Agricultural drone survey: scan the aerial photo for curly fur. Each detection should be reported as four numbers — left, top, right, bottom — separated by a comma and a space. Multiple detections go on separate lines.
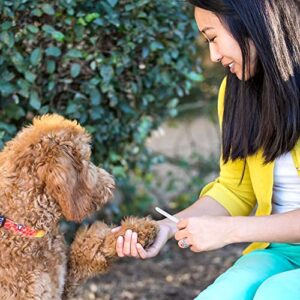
0, 114, 158, 299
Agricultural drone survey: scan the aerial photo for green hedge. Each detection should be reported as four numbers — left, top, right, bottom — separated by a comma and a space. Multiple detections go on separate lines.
0, 0, 202, 180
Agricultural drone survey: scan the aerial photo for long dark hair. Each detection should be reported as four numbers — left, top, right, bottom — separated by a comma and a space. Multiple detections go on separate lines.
188, 0, 300, 164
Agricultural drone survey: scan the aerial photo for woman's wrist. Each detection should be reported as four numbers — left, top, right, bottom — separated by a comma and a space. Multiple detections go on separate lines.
157, 218, 177, 239
224, 216, 240, 244
225, 216, 256, 244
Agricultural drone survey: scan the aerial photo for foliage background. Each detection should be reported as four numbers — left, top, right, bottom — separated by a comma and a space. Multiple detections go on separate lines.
0, 0, 223, 223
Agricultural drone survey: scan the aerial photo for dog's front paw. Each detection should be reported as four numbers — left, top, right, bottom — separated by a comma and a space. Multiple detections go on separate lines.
120, 216, 159, 248
103, 216, 159, 258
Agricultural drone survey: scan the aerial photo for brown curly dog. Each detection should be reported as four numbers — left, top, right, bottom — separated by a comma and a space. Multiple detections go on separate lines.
0, 114, 158, 299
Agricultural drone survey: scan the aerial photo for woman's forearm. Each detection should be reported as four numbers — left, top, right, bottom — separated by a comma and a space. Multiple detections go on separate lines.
230, 209, 300, 243
175, 196, 231, 218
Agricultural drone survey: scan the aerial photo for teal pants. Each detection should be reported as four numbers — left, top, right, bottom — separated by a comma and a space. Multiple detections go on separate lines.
195, 243, 300, 300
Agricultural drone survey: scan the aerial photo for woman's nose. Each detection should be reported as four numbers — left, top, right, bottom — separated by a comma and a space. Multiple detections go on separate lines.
209, 44, 222, 63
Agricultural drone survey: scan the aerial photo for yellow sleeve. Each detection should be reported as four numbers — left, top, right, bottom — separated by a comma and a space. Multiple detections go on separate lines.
200, 78, 256, 216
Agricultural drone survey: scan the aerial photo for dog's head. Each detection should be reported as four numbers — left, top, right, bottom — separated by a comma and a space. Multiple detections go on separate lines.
2, 114, 115, 222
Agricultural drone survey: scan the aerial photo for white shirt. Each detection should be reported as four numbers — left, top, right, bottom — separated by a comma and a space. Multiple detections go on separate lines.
272, 152, 300, 214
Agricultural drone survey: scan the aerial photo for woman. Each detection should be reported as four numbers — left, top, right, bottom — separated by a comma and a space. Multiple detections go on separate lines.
114, 0, 300, 299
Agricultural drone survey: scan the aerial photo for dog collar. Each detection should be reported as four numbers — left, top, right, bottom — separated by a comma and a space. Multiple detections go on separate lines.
0, 215, 45, 238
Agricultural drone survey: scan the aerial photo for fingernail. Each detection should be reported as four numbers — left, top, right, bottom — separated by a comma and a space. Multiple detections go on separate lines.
125, 229, 132, 236
117, 236, 123, 243
132, 232, 137, 239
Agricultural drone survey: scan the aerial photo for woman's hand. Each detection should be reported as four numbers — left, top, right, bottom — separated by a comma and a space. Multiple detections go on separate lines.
175, 216, 234, 252
114, 220, 176, 259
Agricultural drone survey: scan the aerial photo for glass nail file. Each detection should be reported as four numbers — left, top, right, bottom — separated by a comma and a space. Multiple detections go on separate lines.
155, 207, 179, 223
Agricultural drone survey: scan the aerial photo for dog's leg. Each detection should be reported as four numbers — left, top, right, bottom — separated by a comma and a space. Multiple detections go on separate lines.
63, 217, 158, 299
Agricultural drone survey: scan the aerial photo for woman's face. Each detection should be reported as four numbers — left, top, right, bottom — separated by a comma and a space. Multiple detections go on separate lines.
194, 7, 257, 80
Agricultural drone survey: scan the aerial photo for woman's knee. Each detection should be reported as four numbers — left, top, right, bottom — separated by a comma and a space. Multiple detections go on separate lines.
194, 267, 265, 300
254, 271, 300, 300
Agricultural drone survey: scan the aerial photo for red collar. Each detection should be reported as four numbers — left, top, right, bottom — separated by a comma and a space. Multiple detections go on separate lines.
0, 215, 45, 238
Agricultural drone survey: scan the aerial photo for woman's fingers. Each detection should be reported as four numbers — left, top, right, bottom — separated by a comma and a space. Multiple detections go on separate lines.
136, 243, 147, 259
116, 236, 125, 257
130, 232, 139, 257
177, 219, 188, 229
174, 229, 187, 241
115, 230, 141, 258
111, 226, 121, 233
123, 229, 133, 256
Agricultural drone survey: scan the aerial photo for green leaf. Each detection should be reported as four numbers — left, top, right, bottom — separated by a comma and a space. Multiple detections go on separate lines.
17, 79, 30, 98
100, 65, 114, 83
94, 18, 104, 26
150, 41, 164, 51
42, 4, 55, 15
45, 47, 61, 57
142, 47, 149, 58
1, 21, 12, 31
11, 52, 24, 66
47, 81, 56, 91
66, 102, 77, 114
109, 152, 121, 162
42, 24, 56, 34
0, 31, 14, 48
186, 71, 204, 82
31, 8, 43, 17
107, 0, 118, 7
0, 122, 17, 135
125, 4, 135, 11
85, 13, 100, 23
65, 49, 83, 58
70, 63, 81, 78
171, 49, 179, 59
42, 25, 65, 41
0, 70, 15, 82
77, 17, 87, 26
0, 82, 15, 96
112, 166, 126, 178
90, 107, 104, 120
52, 31, 65, 42
89, 88, 102, 106
24, 71, 37, 83
39, 105, 49, 114
46, 60, 56, 74
27, 25, 39, 34
29, 90, 41, 110
30, 48, 42, 66
5, 104, 26, 120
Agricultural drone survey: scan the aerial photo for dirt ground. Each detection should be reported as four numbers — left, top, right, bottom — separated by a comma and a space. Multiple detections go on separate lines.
71, 241, 246, 300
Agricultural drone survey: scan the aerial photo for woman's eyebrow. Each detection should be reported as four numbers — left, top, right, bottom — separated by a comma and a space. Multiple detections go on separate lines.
201, 26, 214, 34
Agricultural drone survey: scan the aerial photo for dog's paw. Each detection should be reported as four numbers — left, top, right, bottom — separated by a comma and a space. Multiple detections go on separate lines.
103, 216, 159, 259
120, 216, 159, 248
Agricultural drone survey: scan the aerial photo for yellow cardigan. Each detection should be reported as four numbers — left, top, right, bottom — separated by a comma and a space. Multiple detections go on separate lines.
200, 78, 300, 254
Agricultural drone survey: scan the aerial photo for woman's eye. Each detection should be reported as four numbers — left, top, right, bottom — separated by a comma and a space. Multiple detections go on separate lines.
205, 37, 216, 43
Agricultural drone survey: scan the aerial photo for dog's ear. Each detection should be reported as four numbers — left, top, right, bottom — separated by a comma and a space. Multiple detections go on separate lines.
36, 138, 97, 222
